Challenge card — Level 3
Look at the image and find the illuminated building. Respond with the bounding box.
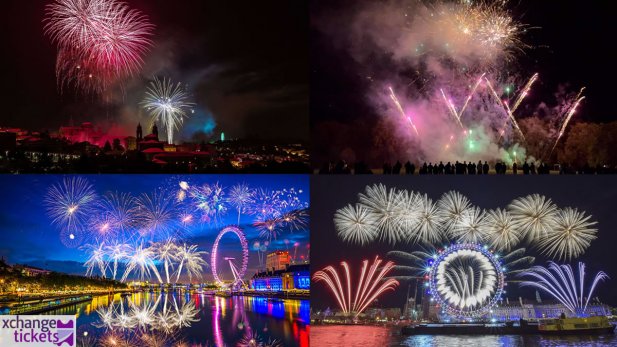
[266,251,290,272]
[251,263,309,291]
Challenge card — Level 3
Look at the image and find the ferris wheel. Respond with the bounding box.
[211,226,249,288]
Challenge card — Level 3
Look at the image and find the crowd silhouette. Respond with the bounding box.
[318,160,616,175]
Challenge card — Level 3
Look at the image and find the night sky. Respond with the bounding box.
[0,174,310,282]
[310,176,617,311]
[311,0,616,162]
[3,0,308,141]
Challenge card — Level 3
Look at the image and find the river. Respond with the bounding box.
[42,291,309,346]
[311,325,617,347]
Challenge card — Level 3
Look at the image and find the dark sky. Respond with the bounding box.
[2,0,308,141]
[0,174,310,282]
[310,176,617,311]
[311,0,616,160]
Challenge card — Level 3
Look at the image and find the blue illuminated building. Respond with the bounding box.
[251,263,310,292]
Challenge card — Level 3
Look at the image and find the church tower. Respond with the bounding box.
[136,123,143,141]
[152,123,159,140]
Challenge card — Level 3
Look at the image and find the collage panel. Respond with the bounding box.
[311,0,616,174]
[310,176,617,346]
[1,1,309,174]
[0,174,310,346]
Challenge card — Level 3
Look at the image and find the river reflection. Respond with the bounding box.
[44,292,309,346]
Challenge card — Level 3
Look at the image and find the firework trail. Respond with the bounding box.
[313,256,399,318]
[549,88,586,156]
[519,262,608,314]
[388,86,419,135]
[511,73,539,112]
[141,77,195,144]
[45,177,97,233]
[440,73,486,130]
[44,0,154,94]
[98,192,139,234]
[441,89,464,129]
[484,77,526,141]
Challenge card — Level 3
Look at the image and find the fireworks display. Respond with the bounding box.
[315,0,589,164]
[519,262,609,315]
[329,183,609,319]
[44,0,154,95]
[334,184,598,261]
[43,176,308,283]
[313,256,399,318]
[141,77,195,144]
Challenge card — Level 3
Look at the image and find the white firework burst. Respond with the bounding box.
[409,194,443,245]
[334,204,378,245]
[175,244,208,283]
[228,183,255,224]
[358,184,403,244]
[393,190,421,236]
[141,76,195,144]
[508,194,558,242]
[485,208,522,252]
[83,242,108,277]
[537,207,598,260]
[451,207,490,243]
[45,176,97,232]
[437,190,472,236]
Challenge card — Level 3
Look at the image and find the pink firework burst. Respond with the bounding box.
[44,0,154,94]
